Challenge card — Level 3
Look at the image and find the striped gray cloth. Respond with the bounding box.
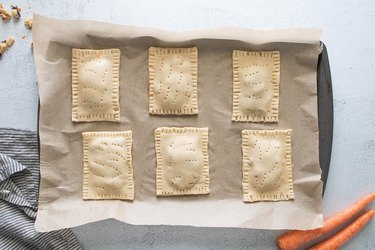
[0,128,81,250]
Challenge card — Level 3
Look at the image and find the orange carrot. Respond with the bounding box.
[277,192,375,250]
[308,210,375,250]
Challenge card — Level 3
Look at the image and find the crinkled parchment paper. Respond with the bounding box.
[33,14,323,232]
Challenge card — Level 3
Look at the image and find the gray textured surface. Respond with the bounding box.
[0,0,374,249]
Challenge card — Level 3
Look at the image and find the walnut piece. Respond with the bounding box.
[0,3,12,20]
[0,37,15,56]
[24,18,32,29]
[10,5,21,19]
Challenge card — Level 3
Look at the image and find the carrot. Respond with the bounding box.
[277,192,375,250]
[308,210,375,250]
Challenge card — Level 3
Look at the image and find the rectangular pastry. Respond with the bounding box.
[232,50,280,122]
[154,127,209,196]
[242,129,294,202]
[82,131,134,200]
[72,49,121,122]
[148,47,198,115]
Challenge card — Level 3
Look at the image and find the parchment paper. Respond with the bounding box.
[33,14,323,232]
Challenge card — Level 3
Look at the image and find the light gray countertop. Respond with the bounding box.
[0,0,374,249]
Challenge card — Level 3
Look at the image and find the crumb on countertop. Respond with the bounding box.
[0,37,15,56]
[0,3,12,20]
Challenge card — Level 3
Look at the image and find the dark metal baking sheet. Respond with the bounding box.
[318,42,334,194]
[37,42,334,195]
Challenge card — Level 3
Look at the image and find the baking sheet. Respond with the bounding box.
[317,44,333,194]
[33,14,324,232]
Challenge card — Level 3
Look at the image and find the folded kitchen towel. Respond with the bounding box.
[0,128,81,250]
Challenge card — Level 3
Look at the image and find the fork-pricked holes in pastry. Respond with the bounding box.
[242,129,294,202]
[82,131,134,200]
[72,49,120,122]
[148,47,198,115]
[155,127,209,196]
[232,50,280,122]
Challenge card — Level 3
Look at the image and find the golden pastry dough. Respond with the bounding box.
[72,49,120,122]
[232,50,280,122]
[82,131,134,200]
[242,129,293,202]
[154,127,209,196]
[148,47,198,115]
